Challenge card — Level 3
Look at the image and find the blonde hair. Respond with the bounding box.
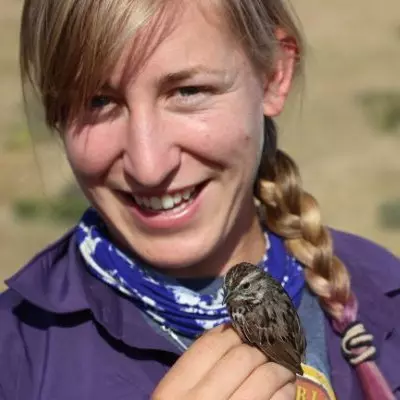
[20,0,173,129]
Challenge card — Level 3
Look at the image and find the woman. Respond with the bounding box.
[0,0,399,399]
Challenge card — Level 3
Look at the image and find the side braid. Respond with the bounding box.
[258,154,350,319]
[256,118,350,319]
[255,118,394,399]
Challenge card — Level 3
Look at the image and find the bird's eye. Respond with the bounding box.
[242,282,251,290]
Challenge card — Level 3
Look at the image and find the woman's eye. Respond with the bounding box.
[169,85,212,109]
[176,86,202,97]
[84,94,122,124]
[89,95,113,109]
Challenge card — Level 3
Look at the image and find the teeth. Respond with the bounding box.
[173,193,182,205]
[182,189,191,200]
[134,196,143,206]
[133,186,197,211]
[142,197,151,208]
[161,195,175,210]
[150,197,162,210]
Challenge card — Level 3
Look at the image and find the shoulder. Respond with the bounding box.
[0,228,85,396]
[0,228,79,365]
[331,228,399,266]
[3,227,90,315]
[330,229,400,293]
[0,288,27,396]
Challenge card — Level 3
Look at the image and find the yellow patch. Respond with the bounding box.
[295,363,336,400]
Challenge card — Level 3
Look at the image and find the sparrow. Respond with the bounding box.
[223,262,306,375]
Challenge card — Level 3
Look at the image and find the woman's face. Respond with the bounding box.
[64,2,291,276]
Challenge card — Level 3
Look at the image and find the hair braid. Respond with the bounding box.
[255,118,395,399]
[255,119,350,320]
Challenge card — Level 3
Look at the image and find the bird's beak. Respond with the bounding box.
[223,290,232,305]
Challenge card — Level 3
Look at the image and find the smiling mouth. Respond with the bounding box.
[118,183,205,213]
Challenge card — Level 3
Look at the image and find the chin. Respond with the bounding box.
[140,243,212,269]
[123,233,219,276]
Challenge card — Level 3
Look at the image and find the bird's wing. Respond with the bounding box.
[260,339,304,376]
[245,306,305,376]
[291,309,307,360]
[233,320,302,375]
[237,316,255,344]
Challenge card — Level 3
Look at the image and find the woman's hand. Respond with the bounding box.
[152,324,296,400]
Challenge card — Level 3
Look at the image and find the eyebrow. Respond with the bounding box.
[158,66,228,87]
[103,66,228,93]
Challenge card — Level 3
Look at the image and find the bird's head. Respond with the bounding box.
[223,262,273,307]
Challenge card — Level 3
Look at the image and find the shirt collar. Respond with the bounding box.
[5,229,178,354]
[6,229,89,314]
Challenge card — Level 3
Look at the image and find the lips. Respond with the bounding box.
[133,186,197,211]
[116,182,207,230]
[117,182,206,215]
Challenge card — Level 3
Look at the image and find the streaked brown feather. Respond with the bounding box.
[224,262,307,376]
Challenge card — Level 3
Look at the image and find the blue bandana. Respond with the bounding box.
[76,208,305,338]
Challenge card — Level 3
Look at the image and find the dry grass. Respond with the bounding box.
[279,0,400,254]
[1,0,400,289]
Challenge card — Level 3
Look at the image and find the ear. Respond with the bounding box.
[263,28,298,117]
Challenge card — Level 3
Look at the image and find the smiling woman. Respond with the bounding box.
[60,2,270,274]
[0,0,399,399]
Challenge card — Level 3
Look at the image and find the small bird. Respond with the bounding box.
[223,262,306,375]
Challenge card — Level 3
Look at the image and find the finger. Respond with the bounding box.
[230,362,295,400]
[154,325,241,394]
[270,383,296,400]
[192,343,267,399]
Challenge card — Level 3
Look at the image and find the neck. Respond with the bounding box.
[161,205,266,279]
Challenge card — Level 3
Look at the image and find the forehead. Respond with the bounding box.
[110,1,246,86]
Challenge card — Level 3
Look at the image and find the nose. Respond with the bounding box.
[123,107,181,187]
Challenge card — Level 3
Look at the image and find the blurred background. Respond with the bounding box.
[1,0,400,290]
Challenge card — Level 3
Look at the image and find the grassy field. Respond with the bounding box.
[1,0,400,289]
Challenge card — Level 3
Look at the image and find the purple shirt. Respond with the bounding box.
[1,228,399,399]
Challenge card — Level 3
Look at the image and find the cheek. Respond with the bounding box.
[182,101,264,169]
[64,122,123,180]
